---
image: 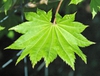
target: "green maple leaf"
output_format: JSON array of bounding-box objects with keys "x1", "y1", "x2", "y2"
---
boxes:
[
  {"x1": 6, "y1": 9, "x2": 94, "y2": 70},
  {"x1": 69, "y1": 0, "x2": 83, "y2": 5},
  {"x1": 0, "y1": 26, "x2": 4, "y2": 31},
  {"x1": 90, "y1": 0, "x2": 100, "y2": 18}
]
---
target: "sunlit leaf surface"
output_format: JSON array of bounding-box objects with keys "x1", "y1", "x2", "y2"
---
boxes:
[{"x1": 69, "y1": 0, "x2": 83, "y2": 4}]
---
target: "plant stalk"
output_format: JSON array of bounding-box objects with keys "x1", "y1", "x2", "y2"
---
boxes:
[{"x1": 53, "y1": 0, "x2": 63, "y2": 24}]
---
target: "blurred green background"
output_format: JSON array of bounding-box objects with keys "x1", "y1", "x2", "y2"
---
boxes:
[{"x1": 0, "y1": 0, "x2": 100, "y2": 76}]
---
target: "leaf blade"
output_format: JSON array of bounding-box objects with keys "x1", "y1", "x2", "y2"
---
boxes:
[
  {"x1": 7, "y1": 9, "x2": 94, "y2": 70},
  {"x1": 0, "y1": 26, "x2": 4, "y2": 31},
  {"x1": 69, "y1": 0, "x2": 83, "y2": 5},
  {"x1": 90, "y1": 0, "x2": 100, "y2": 18}
]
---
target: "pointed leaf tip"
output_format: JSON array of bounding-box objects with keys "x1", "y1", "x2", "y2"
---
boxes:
[{"x1": 90, "y1": 0, "x2": 100, "y2": 18}]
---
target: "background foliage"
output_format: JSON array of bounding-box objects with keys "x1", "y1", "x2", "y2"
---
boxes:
[{"x1": 0, "y1": 0, "x2": 100, "y2": 76}]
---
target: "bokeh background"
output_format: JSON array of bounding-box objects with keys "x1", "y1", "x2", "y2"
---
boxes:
[{"x1": 0, "y1": 0, "x2": 100, "y2": 76}]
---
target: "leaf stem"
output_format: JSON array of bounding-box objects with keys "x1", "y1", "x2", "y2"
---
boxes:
[{"x1": 53, "y1": 0, "x2": 63, "y2": 24}]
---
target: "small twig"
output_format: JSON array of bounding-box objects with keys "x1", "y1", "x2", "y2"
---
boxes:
[{"x1": 53, "y1": 0, "x2": 63, "y2": 24}]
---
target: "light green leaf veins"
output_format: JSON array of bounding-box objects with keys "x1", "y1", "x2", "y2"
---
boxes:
[{"x1": 7, "y1": 9, "x2": 94, "y2": 70}]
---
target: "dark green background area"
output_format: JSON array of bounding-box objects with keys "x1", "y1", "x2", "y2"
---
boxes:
[{"x1": 0, "y1": 0, "x2": 100, "y2": 76}]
